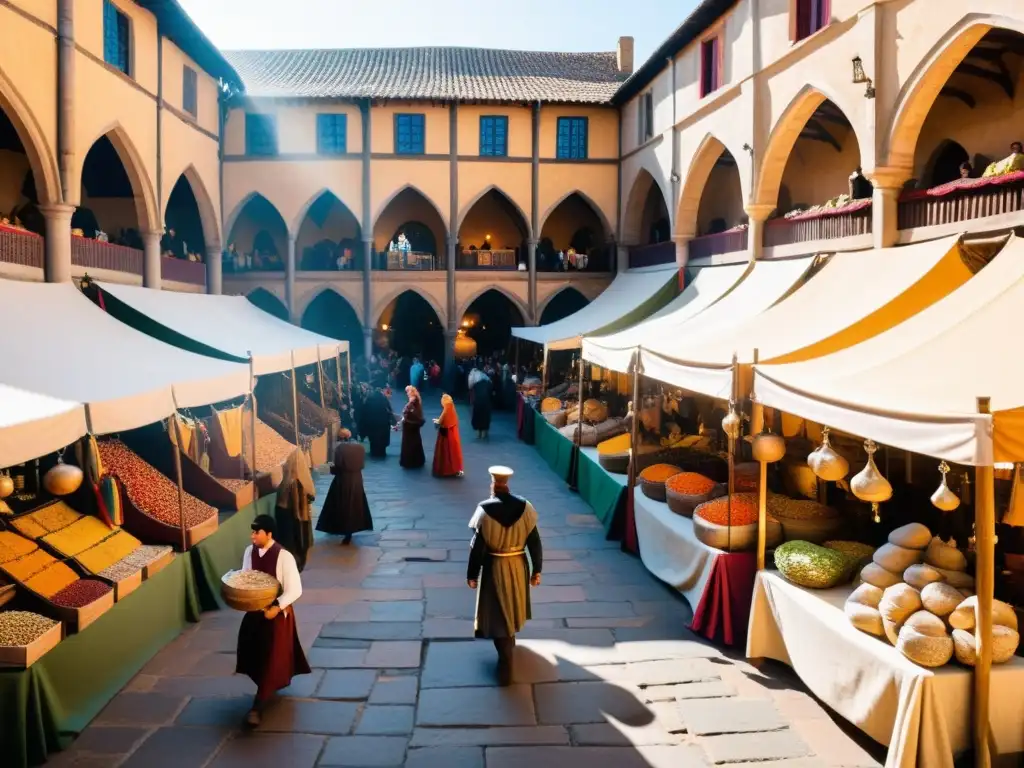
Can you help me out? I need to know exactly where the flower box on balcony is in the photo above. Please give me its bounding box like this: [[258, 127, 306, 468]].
[[898, 172, 1024, 230], [765, 199, 872, 247]]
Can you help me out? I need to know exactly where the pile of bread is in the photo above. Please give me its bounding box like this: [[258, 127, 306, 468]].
[[845, 522, 1020, 668]]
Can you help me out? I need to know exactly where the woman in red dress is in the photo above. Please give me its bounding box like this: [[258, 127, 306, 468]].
[[432, 393, 464, 477]]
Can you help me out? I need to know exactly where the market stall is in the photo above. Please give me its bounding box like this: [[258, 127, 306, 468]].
[[748, 234, 1024, 766]]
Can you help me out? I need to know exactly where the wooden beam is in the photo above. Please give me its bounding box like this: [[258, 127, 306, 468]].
[[955, 63, 1015, 100], [939, 86, 976, 108], [801, 119, 841, 152]]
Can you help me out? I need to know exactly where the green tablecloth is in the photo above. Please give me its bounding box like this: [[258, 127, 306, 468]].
[[0, 494, 276, 767], [577, 447, 628, 540], [0, 555, 200, 767], [190, 494, 276, 611], [533, 411, 573, 482]]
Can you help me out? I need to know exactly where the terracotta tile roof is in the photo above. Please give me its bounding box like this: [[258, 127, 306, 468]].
[[224, 47, 628, 103]]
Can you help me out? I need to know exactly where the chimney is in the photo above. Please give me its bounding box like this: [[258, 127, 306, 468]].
[[617, 36, 634, 75]]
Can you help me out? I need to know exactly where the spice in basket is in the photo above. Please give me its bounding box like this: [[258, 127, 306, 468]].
[[0, 611, 59, 647], [11, 516, 49, 540], [98, 558, 144, 582], [639, 464, 683, 483], [665, 472, 717, 496], [122, 544, 172, 569], [3, 549, 57, 581], [694, 494, 759, 527], [76, 530, 142, 574], [30, 501, 82, 533], [25, 562, 79, 599], [0, 532, 39, 564], [42, 515, 115, 557], [223, 569, 279, 590], [50, 578, 112, 608], [97, 440, 216, 528], [597, 433, 631, 455], [766, 494, 838, 520], [253, 420, 297, 472]]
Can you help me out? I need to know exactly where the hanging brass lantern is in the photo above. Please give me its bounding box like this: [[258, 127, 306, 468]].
[[930, 461, 961, 513], [850, 439, 892, 523], [0, 471, 12, 499], [43, 454, 84, 497], [807, 427, 849, 482], [721, 408, 741, 441], [752, 426, 786, 464]]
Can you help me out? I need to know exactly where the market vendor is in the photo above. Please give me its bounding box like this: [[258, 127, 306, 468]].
[[236, 513, 311, 728]]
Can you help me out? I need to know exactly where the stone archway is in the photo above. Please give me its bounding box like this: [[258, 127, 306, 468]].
[[538, 286, 589, 325], [0, 70, 60, 208], [76, 125, 159, 235], [225, 193, 289, 271], [537, 191, 615, 272], [621, 166, 670, 246], [372, 186, 448, 268], [301, 289, 364, 358], [293, 190, 361, 271], [375, 288, 446, 364], [247, 287, 289, 321], [676, 134, 746, 240]]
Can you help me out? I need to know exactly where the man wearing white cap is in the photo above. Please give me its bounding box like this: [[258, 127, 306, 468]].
[[467, 465, 543, 685]]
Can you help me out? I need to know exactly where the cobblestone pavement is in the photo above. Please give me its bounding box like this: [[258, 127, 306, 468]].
[[53, 397, 884, 767]]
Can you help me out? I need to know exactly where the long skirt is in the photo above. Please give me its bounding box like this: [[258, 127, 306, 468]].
[[317, 473, 373, 536], [400, 423, 425, 468], [432, 428, 463, 477], [473, 553, 531, 639], [236, 607, 311, 701]]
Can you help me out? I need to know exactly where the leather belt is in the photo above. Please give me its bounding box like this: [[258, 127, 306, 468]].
[[489, 549, 526, 557]]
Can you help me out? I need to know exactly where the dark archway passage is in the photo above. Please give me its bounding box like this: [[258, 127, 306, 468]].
[[227, 194, 288, 271], [302, 290, 363, 361], [377, 290, 445, 364], [462, 289, 525, 359], [76, 134, 142, 247], [247, 288, 289, 321], [0, 106, 43, 235], [164, 175, 206, 259], [540, 287, 588, 325]]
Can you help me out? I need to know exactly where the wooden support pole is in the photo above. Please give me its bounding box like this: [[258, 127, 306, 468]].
[[335, 351, 344, 403], [626, 352, 642, 542], [753, 400, 767, 571], [169, 392, 188, 553], [290, 351, 301, 449], [514, 338, 520, 382], [249, 353, 259, 501], [316, 349, 327, 411], [570, 340, 585, 491], [541, 346, 549, 394], [973, 396, 994, 768]]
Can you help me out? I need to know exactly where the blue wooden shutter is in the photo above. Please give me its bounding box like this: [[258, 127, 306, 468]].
[[495, 117, 508, 156], [103, 1, 118, 66], [480, 117, 494, 156]]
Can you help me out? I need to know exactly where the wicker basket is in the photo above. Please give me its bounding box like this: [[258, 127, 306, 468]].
[[692, 516, 783, 552], [639, 476, 670, 502], [221, 571, 281, 612], [665, 485, 723, 517], [598, 451, 630, 474]]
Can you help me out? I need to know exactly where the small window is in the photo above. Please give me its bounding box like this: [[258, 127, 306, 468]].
[[245, 114, 278, 157], [182, 66, 198, 118], [638, 92, 654, 143], [479, 116, 509, 157], [700, 37, 721, 97], [794, 0, 831, 41], [317, 114, 348, 155], [103, 0, 131, 76], [395, 114, 426, 155], [556, 117, 588, 160]]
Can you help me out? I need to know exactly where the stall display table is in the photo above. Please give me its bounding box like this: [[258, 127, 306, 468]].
[[533, 410, 574, 482], [577, 446, 627, 539], [747, 570, 1024, 768], [633, 488, 756, 647]]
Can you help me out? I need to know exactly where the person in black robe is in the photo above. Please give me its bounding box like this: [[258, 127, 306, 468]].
[[317, 440, 373, 544], [353, 383, 369, 442], [471, 372, 493, 439], [399, 386, 426, 469], [362, 387, 395, 458]]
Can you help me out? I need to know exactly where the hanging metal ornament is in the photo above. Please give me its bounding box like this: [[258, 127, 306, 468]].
[[807, 426, 849, 482], [42, 449, 84, 497], [850, 439, 892, 523], [930, 461, 961, 512], [752, 425, 786, 464], [721, 406, 742, 441]]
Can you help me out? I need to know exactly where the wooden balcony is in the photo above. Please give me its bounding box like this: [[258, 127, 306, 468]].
[[161, 256, 206, 286], [765, 200, 873, 247], [689, 228, 749, 261], [628, 241, 675, 269], [71, 236, 143, 275], [0, 225, 43, 269], [457, 249, 518, 270], [898, 172, 1024, 231], [375, 250, 438, 270]]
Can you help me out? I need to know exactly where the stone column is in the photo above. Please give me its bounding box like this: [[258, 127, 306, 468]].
[[39, 204, 74, 283], [363, 325, 374, 362], [446, 235, 457, 326], [871, 185, 901, 249], [206, 245, 223, 295], [285, 235, 296, 320], [362, 237, 373, 331], [443, 327, 457, 392], [142, 230, 162, 289], [527, 238, 538, 323], [673, 235, 690, 271], [617, 244, 630, 272], [744, 205, 773, 261]]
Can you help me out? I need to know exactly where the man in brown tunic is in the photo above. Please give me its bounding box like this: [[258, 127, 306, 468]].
[[467, 466, 543, 685]]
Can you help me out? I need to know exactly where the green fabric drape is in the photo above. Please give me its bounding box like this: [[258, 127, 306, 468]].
[[576, 449, 627, 539], [533, 411, 573, 482]]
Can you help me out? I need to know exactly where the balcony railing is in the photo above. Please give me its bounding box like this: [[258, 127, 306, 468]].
[[0, 225, 43, 269], [457, 249, 518, 270], [688, 228, 749, 261], [898, 172, 1024, 230], [71, 236, 144, 275], [764, 199, 872, 247], [374, 250, 437, 270], [628, 241, 675, 269], [161, 256, 206, 286]]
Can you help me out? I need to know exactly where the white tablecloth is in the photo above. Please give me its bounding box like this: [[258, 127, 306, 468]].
[[747, 570, 1024, 767], [633, 487, 723, 609]]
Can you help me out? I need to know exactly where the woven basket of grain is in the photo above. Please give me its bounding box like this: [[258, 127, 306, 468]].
[[638, 465, 682, 502], [767, 494, 844, 543], [540, 397, 562, 414], [221, 570, 281, 612], [665, 473, 725, 517]]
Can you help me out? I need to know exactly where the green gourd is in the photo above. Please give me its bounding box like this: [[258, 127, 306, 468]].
[[775, 540, 848, 589]]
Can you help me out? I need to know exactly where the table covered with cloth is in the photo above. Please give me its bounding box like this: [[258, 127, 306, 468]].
[[633, 488, 756, 647], [576, 446, 628, 539], [747, 570, 1024, 768]]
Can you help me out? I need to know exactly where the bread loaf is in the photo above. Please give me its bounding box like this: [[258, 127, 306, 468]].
[[933, 567, 974, 590], [873, 543, 923, 573], [879, 583, 922, 624], [847, 582, 884, 609], [904, 610, 947, 637], [888, 523, 932, 550], [845, 602, 884, 636], [952, 626, 1020, 666], [948, 596, 1018, 632], [924, 537, 967, 572], [883, 617, 901, 645], [903, 564, 944, 591], [897, 625, 953, 668], [860, 562, 902, 590], [920, 582, 964, 618]]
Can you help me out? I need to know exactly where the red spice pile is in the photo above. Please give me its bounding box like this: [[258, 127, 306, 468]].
[[694, 493, 759, 527], [50, 578, 112, 608]]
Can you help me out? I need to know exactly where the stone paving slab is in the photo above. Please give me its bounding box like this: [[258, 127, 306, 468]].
[[416, 686, 537, 726], [405, 746, 485, 768], [208, 733, 326, 768], [315, 669, 378, 699], [118, 726, 229, 768], [318, 736, 409, 767], [700, 729, 812, 764], [484, 745, 711, 768], [676, 697, 786, 736], [369, 674, 420, 704], [407, 726, 571, 748]]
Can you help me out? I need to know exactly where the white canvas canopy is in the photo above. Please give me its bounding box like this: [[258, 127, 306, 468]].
[[97, 282, 348, 376], [0, 384, 88, 468], [640, 235, 971, 400], [754, 234, 1024, 466], [582, 262, 749, 372], [512, 266, 677, 352], [0, 280, 250, 441]]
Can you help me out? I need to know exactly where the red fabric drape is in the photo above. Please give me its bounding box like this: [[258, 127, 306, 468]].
[[690, 552, 758, 647]]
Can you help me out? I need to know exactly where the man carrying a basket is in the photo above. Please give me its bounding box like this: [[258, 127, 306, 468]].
[[467, 466, 543, 686], [235, 514, 311, 727]]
